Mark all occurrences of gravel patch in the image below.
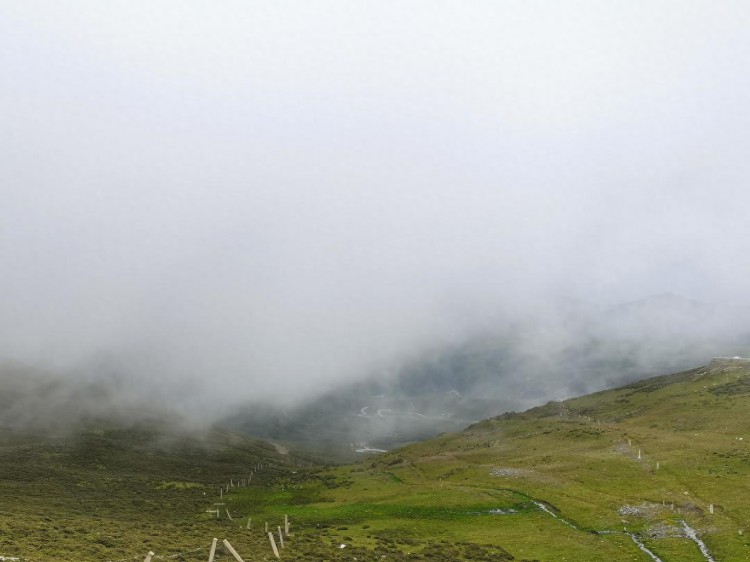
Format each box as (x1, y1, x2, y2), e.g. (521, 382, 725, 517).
(490, 467, 534, 478)
(618, 502, 664, 519)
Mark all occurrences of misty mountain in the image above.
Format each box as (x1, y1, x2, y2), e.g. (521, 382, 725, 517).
(0, 358, 187, 433)
(4, 293, 748, 461)
(226, 294, 750, 456)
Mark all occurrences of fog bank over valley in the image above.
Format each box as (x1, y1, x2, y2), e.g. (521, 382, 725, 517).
(2, 2, 750, 436)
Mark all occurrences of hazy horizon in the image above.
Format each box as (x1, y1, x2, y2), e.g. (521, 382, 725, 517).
(3, 2, 750, 412)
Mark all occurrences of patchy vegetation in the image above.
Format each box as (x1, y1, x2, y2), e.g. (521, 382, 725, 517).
(4, 359, 750, 560)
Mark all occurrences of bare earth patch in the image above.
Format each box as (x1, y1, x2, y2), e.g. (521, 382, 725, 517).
(618, 502, 664, 519)
(490, 467, 534, 478)
(271, 442, 289, 455)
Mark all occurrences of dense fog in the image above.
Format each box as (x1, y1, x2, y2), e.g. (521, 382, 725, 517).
(2, 2, 750, 426)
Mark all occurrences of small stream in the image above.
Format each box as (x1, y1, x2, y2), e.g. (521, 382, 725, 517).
(627, 533, 665, 562)
(530, 500, 665, 562)
(681, 520, 717, 562)
(485, 488, 718, 561)
(532, 500, 580, 530)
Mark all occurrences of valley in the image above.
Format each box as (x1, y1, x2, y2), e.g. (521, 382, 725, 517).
(3, 358, 750, 560)
(225, 295, 750, 460)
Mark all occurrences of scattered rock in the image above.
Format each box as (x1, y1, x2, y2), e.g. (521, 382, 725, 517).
(490, 467, 534, 478)
(618, 502, 664, 519)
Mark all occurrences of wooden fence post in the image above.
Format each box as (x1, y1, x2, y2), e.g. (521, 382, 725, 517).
(208, 538, 218, 562)
(278, 526, 284, 548)
(226, 508, 233, 521)
(269, 532, 280, 559)
(265, 521, 268, 533)
(285, 514, 289, 535)
(222, 539, 245, 562)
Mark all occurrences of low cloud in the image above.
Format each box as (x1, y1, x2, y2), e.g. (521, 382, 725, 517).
(1, 2, 750, 420)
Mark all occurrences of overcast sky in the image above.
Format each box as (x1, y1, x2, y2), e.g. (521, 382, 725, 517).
(2, 1, 750, 402)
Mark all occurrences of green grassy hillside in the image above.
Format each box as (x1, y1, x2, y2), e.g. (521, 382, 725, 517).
(238, 358, 750, 561)
(0, 419, 306, 561)
(225, 295, 750, 458)
(3, 359, 750, 560)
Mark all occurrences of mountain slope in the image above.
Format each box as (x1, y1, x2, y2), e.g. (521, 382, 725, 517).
(226, 295, 750, 456)
(4, 359, 750, 560)
(249, 358, 750, 561)
(0, 418, 305, 560)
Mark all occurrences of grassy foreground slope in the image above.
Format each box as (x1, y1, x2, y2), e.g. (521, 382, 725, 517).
(3, 359, 750, 561)
(0, 419, 303, 561)
(241, 358, 750, 561)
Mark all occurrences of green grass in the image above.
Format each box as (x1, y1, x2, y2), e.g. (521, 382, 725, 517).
(222, 359, 750, 560)
(0, 420, 300, 561)
(4, 359, 750, 560)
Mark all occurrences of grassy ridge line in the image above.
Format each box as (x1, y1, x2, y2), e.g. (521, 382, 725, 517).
(221, 360, 750, 560)
(0, 422, 301, 561)
(411, 360, 750, 558)
(3, 359, 750, 560)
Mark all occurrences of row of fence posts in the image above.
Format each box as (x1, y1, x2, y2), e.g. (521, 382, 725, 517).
(141, 514, 290, 562)
(212, 463, 269, 518)
(576, 416, 720, 519)
(220, 462, 267, 501)
(142, 461, 292, 561)
(625, 433, 719, 517)
(205, 538, 246, 562)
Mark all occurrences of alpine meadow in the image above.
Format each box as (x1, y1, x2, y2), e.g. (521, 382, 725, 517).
(3, 2, 750, 561)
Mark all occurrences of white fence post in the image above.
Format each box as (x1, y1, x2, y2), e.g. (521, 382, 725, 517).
(269, 532, 280, 559)
(285, 514, 289, 535)
(144, 551, 154, 562)
(208, 538, 218, 562)
(247, 516, 252, 529)
(223, 539, 245, 562)
(278, 526, 285, 548)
